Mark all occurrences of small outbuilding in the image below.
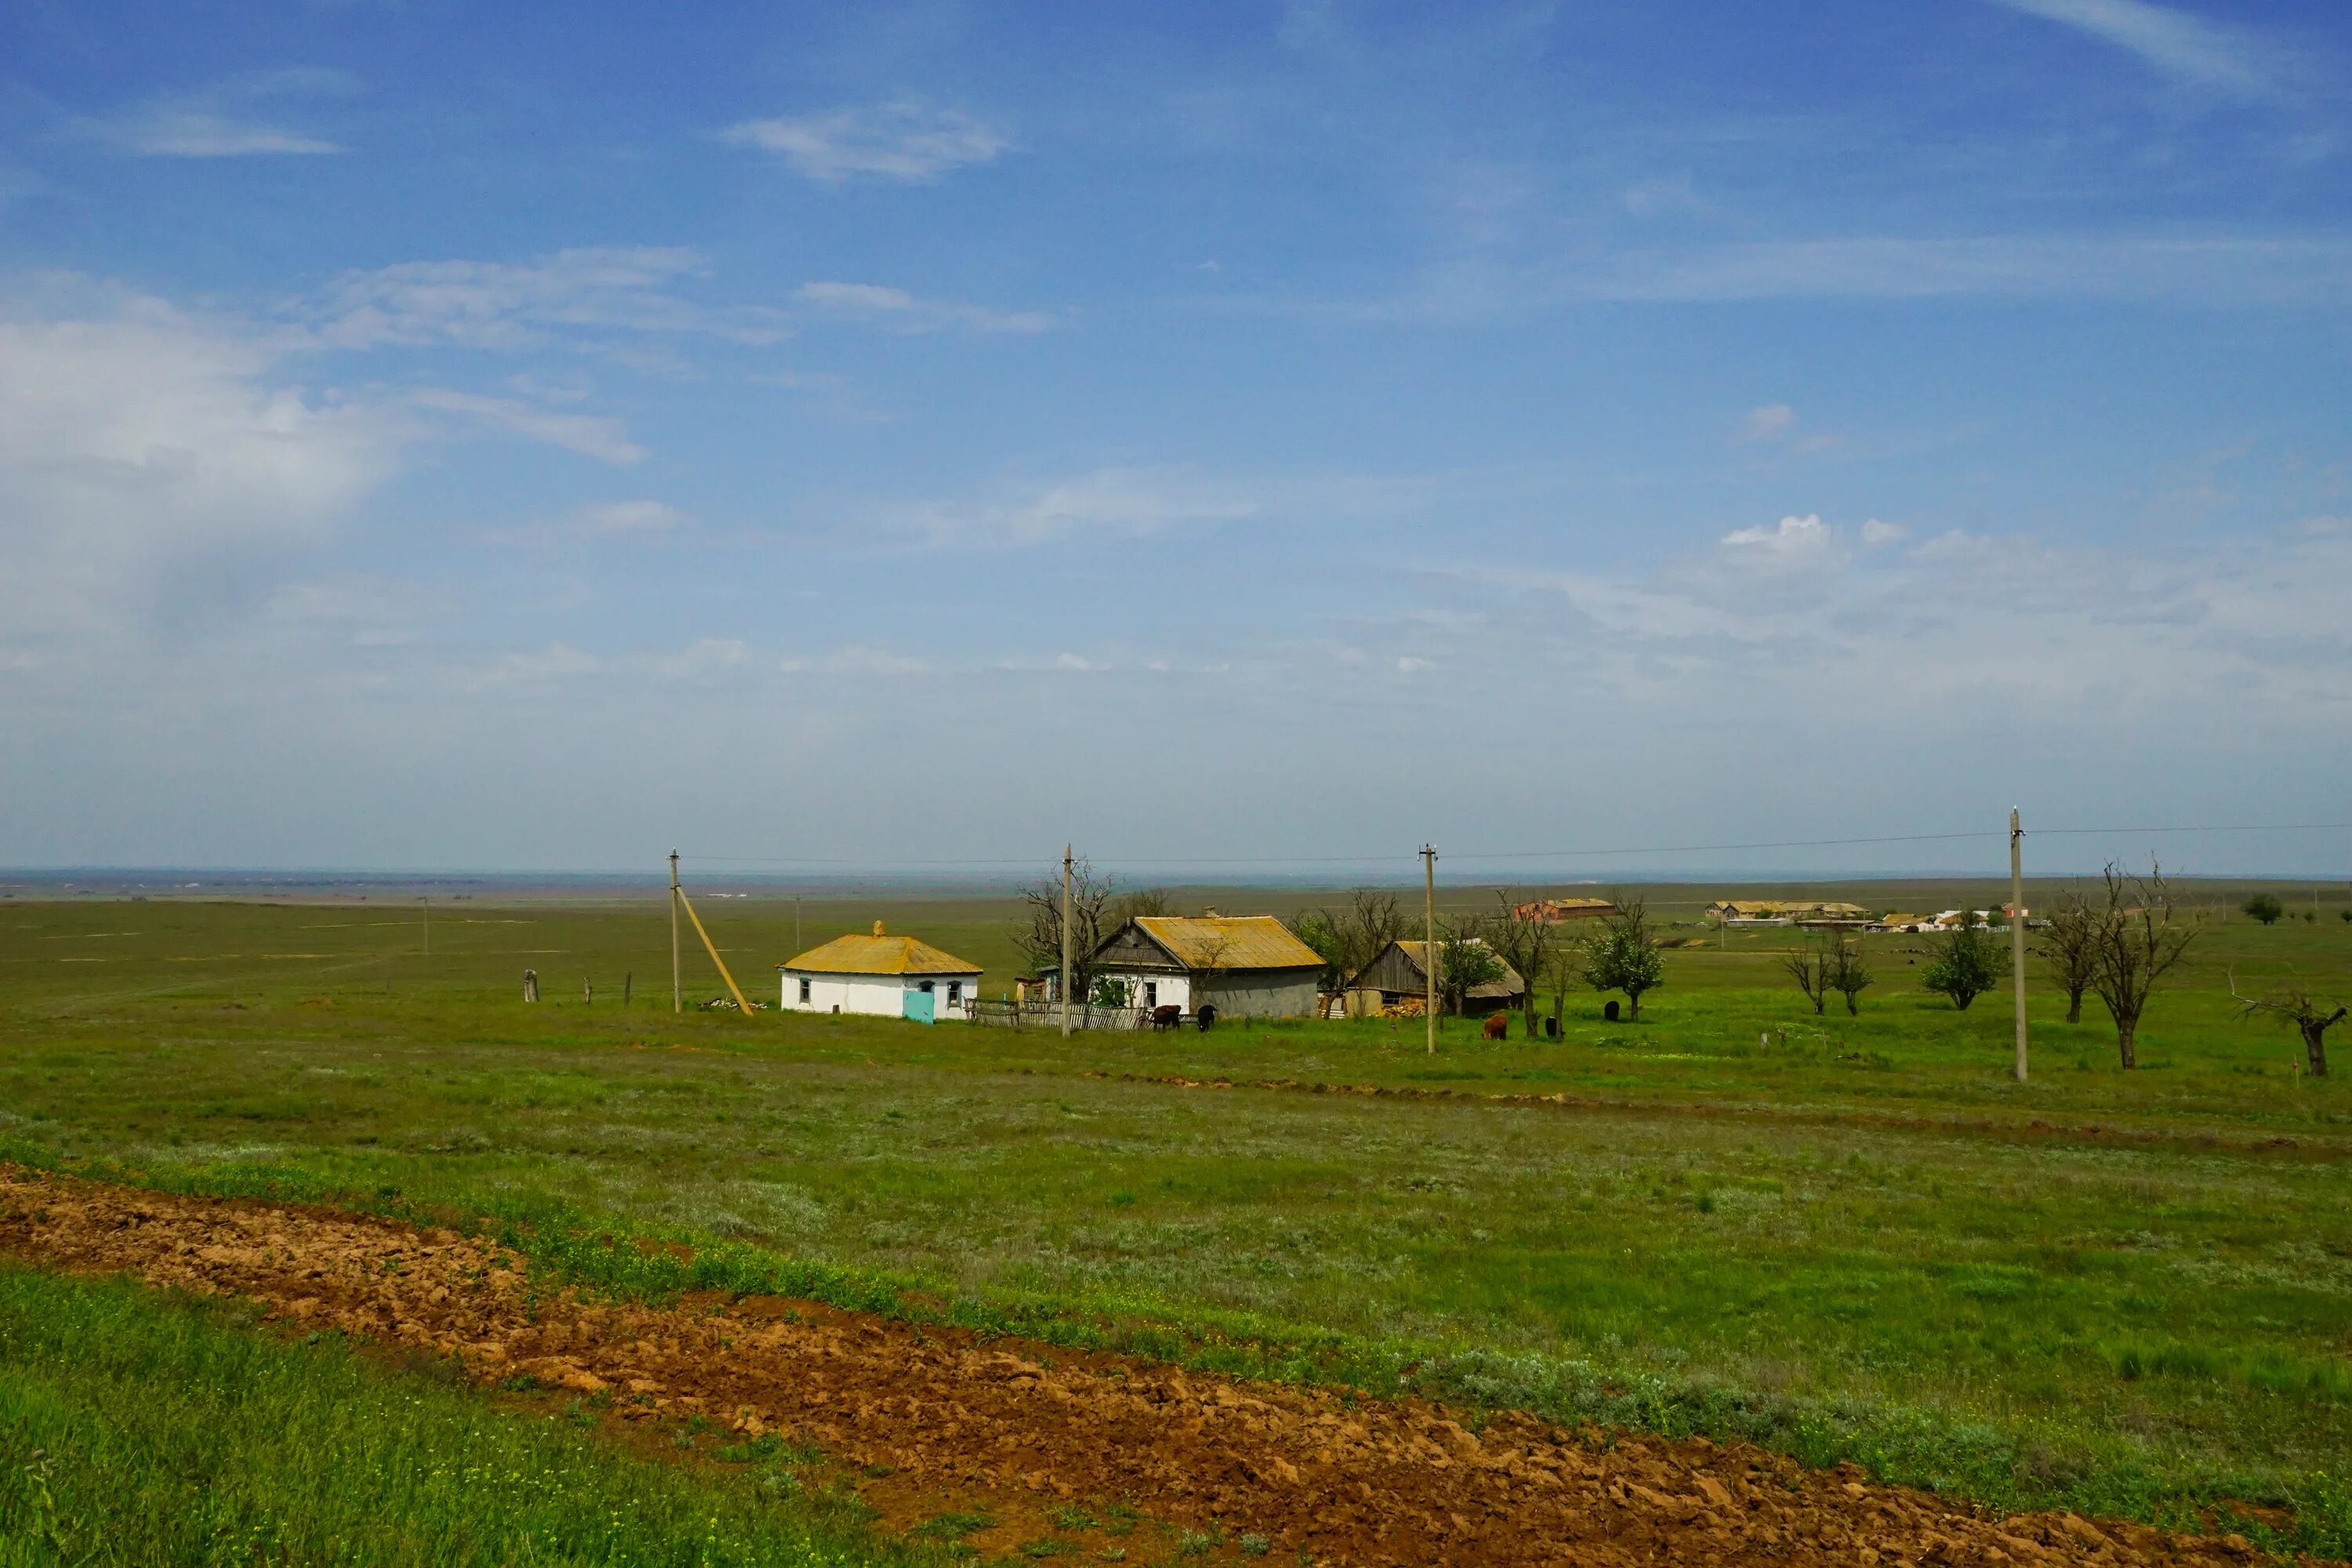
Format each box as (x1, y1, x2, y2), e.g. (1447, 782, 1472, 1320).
(1345, 938, 1525, 1017)
(777, 922, 981, 1024)
(1087, 915, 1324, 1018)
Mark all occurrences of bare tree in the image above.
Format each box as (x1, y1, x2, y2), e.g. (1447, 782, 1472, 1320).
(1827, 934, 1871, 1016)
(1485, 891, 1563, 1039)
(2089, 859, 2196, 1070)
(1780, 934, 1831, 1016)
(1290, 889, 1406, 996)
(2230, 970, 2347, 1079)
(1542, 938, 1585, 1029)
(1013, 856, 1116, 1001)
(1116, 887, 1172, 920)
(2039, 891, 2100, 1024)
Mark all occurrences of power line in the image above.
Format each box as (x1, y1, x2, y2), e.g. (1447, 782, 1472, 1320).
(676, 821, 2350, 873)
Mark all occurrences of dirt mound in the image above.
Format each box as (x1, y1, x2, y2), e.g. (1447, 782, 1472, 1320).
(0, 1168, 2274, 1566)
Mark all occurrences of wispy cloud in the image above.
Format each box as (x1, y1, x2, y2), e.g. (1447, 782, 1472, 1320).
(1581, 235, 2352, 306)
(796, 281, 1055, 336)
(73, 67, 356, 158)
(877, 466, 1261, 549)
(407, 390, 644, 466)
(1986, 0, 2285, 97)
(1740, 404, 1796, 442)
(313, 248, 789, 350)
(720, 100, 1009, 183)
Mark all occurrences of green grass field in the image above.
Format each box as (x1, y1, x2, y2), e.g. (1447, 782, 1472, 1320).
(3, 884, 2349, 1554)
(0, 1261, 931, 1567)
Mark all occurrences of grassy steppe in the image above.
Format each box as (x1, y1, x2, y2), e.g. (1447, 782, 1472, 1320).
(0, 1261, 918, 1567)
(2, 891, 2349, 1551)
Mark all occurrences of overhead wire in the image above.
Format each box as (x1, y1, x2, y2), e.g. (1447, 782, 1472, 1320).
(674, 821, 2351, 873)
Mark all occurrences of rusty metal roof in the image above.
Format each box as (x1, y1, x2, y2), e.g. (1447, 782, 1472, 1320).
(1128, 915, 1324, 972)
(777, 933, 982, 975)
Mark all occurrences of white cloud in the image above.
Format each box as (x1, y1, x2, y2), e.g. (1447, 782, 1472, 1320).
(576, 500, 683, 534)
(795, 281, 1055, 336)
(879, 466, 1262, 550)
(1740, 403, 1797, 442)
(1860, 517, 1908, 548)
(314, 248, 787, 350)
(1986, 0, 2283, 97)
(407, 390, 644, 466)
(721, 100, 1009, 183)
(74, 68, 356, 158)
(0, 284, 408, 640)
(1721, 514, 1830, 554)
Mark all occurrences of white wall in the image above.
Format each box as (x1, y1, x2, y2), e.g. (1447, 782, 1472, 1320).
(777, 971, 975, 1020)
(1097, 971, 1189, 1011)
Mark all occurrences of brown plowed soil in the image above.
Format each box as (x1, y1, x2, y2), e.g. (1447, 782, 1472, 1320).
(0, 1168, 2276, 1566)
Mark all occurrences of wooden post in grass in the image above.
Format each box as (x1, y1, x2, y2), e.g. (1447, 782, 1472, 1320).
(1423, 844, 1437, 1056)
(1060, 844, 1074, 1037)
(669, 851, 682, 1015)
(2010, 808, 2028, 1084)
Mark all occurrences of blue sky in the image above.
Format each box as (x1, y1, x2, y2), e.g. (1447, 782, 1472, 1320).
(2, 0, 2347, 878)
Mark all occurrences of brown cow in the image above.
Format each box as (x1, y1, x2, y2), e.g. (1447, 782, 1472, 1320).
(1481, 1012, 1509, 1040)
(1150, 1004, 1184, 1030)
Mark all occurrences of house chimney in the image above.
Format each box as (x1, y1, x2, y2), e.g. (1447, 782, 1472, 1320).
(873, 920, 885, 936)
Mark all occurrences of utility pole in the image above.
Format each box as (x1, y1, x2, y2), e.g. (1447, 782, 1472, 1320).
(1423, 844, 1437, 1056)
(669, 851, 682, 1015)
(794, 894, 802, 954)
(1060, 844, 1074, 1037)
(2010, 808, 2027, 1084)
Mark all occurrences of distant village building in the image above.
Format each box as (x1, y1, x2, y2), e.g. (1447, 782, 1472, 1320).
(1512, 897, 1617, 924)
(1346, 938, 1525, 1017)
(776, 922, 982, 1024)
(1707, 898, 1871, 926)
(1086, 915, 1324, 1018)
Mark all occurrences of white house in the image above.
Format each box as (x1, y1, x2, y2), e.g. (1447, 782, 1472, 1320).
(775, 922, 982, 1024)
(1086, 914, 1325, 1019)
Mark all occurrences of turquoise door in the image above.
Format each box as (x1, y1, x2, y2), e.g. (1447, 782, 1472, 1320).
(902, 986, 935, 1024)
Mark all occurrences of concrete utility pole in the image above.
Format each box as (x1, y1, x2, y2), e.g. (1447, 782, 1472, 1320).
(1060, 844, 1075, 1037)
(1423, 844, 1438, 1056)
(669, 851, 682, 1015)
(2010, 808, 2028, 1084)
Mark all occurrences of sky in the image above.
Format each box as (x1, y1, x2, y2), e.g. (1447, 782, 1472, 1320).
(2, 0, 2348, 881)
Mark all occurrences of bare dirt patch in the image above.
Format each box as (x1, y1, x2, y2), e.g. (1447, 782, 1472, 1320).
(0, 1167, 2281, 1566)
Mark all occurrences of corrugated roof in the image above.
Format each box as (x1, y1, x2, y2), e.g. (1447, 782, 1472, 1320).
(1130, 915, 1324, 971)
(778, 933, 982, 975)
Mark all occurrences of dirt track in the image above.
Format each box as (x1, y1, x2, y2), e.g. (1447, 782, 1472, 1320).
(0, 1168, 2277, 1566)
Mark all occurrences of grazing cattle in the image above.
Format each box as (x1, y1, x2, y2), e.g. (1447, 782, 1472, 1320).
(1482, 1012, 1509, 1041)
(1196, 1004, 1218, 1031)
(1150, 1004, 1183, 1030)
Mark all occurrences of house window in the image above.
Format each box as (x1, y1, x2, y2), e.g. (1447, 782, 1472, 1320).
(947, 981, 962, 1004)
(1143, 981, 1158, 1007)
(919, 980, 935, 993)
(797, 978, 812, 1004)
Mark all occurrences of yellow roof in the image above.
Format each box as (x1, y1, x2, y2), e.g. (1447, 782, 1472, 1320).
(778, 933, 981, 975)
(1131, 915, 1324, 971)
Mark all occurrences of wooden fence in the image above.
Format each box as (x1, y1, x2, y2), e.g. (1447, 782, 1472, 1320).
(966, 999, 1149, 1032)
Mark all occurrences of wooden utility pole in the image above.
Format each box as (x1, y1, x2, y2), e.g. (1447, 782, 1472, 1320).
(2009, 808, 2028, 1084)
(1060, 844, 1075, 1037)
(670, 851, 682, 1015)
(1423, 844, 1437, 1056)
